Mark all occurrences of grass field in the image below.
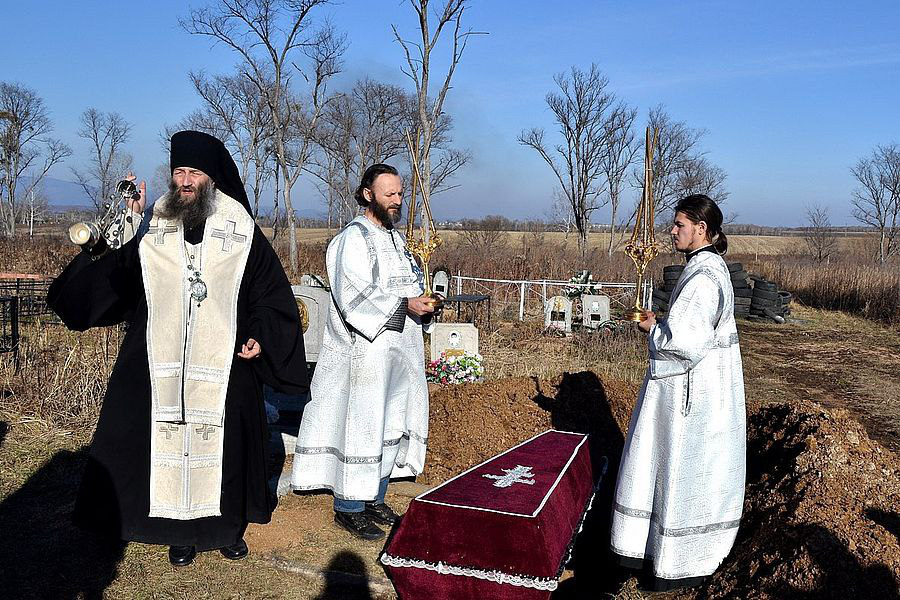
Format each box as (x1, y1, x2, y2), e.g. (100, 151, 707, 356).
(264, 227, 873, 258)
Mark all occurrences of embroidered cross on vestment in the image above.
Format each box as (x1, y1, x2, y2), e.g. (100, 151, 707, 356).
(148, 222, 178, 245)
(195, 424, 215, 440)
(159, 424, 180, 439)
(211, 220, 247, 252)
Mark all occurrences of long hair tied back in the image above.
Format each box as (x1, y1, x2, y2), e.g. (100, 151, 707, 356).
(675, 194, 728, 255)
(354, 163, 399, 207)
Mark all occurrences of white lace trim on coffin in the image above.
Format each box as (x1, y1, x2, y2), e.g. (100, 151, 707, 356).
(379, 554, 560, 591)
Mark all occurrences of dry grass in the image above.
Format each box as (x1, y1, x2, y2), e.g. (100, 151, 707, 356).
(1, 323, 118, 428)
(742, 256, 900, 325)
(480, 319, 648, 385)
(264, 227, 871, 258)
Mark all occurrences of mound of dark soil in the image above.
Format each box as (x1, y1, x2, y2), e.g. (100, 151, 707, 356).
(423, 374, 900, 599)
(424, 372, 637, 486)
(704, 400, 899, 599)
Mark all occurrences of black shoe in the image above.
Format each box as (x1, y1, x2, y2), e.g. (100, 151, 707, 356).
(364, 502, 401, 525)
(220, 538, 249, 560)
(168, 545, 196, 567)
(334, 511, 385, 540)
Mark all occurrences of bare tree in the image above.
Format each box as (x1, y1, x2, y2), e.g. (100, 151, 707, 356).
(803, 204, 838, 263)
(851, 143, 900, 264)
(599, 101, 638, 256)
(0, 82, 72, 237)
(519, 64, 617, 258)
(151, 163, 172, 200)
(313, 78, 412, 226)
(392, 0, 479, 205)
(459, 214, 508, 252)
(637, 105, 728, 232)
(182, 0, 346, 275)
(183, 69, 275, 220)
(676, 156, 729, 204)
(71, 108, 133, 214)
(545, 188, 575, 237)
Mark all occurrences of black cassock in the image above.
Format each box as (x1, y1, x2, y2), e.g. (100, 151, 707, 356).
(48, 225, 308, 550)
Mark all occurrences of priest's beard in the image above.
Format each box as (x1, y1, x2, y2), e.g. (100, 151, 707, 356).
(370, 200, 401, 229)
(158, 179, 215, 231)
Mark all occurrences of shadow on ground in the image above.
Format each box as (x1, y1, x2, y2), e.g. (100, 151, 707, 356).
(0, 447, 125, 599)
(531, 370, 633, 598)
(314, 550, 375, 600)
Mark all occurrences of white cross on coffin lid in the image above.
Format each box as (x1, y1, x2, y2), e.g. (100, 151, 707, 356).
(147, 222, 178, 245)
(482, 464, 536, 488)
(211, 220, 248, 252)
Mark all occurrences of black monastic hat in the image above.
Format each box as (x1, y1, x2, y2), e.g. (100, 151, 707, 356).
(170, 130, 252, 215)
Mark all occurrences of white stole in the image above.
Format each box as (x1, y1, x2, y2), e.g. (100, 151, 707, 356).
(139, 190, 253, 520)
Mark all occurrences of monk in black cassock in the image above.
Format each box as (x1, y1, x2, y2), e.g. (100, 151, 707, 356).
(48, 131, 308, 566)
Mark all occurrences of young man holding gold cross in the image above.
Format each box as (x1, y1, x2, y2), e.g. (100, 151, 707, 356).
(49, 131, 308, 566)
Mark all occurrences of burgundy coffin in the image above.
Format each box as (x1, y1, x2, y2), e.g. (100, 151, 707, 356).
(381, 430, 594, 599)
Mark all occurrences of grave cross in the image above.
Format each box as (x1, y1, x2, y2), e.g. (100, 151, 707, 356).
(148, 222, 178, 245)
(159, 424, 180, 440)
(195, 424, 215, 440)
(211, 220, 247, 252)
(482, 465, 536, 488)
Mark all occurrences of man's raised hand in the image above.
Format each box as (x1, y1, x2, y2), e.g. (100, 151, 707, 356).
(123, 172, 147, 214)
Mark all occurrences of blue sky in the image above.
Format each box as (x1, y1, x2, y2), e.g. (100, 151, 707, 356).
(2, 1, 898, 226)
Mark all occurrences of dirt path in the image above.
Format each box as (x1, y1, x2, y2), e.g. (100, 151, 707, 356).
(738, 306, 900, 453)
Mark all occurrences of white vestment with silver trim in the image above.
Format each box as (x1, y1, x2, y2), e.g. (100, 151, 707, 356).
(610, 251, 746, 580)
(292, 216, 429, 501)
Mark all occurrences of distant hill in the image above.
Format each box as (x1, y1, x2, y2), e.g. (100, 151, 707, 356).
(20, 175, 93, 208)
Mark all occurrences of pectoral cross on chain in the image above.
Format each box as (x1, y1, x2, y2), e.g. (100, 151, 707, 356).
(195, 424, 215, 440)
(482, 465, 536, 488)
(211, 220, 247, 252)
(148, 222, 178, 245)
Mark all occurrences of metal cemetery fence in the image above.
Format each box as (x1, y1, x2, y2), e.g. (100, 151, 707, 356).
(0, 277, 55, 321)
(0, 276, 57, 370)
(0, 297, 20, 369)
(449, 273, 653, 322)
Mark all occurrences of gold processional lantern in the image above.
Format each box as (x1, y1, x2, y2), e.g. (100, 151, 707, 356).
(405, 129, 443, 302)
(624, 126, 660, 322)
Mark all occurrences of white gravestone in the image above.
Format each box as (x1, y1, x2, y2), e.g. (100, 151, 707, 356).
(430, 322, 479, 362)
(268, 284, 330, 415)
(292, 284, 330, 363)
(581, 294, 611, 329)
(544, 295, 573, 333)
(432, 270, 450, 298)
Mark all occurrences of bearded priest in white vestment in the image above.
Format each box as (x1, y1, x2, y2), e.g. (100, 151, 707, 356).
(292, 164, 436, 540)
(610, 194, 746, 592)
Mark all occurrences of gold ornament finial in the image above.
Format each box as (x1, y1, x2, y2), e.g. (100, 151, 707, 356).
(624, 126, 660, 322)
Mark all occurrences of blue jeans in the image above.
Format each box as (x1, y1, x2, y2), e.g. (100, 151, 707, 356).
(334, 477, 389, 513)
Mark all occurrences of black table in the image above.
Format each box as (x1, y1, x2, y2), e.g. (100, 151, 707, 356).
(441, 294, 491, 330)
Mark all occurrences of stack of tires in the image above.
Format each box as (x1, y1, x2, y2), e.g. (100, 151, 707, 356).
(652, 263, 752, 319)
(749, 276, 793, 323)
(729, 262, 752, 319)
(651, 265, 683, 314)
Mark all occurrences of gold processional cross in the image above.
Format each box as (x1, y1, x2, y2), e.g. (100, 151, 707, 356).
(624, 126, 661, 322)
(405, 129, 443, 303)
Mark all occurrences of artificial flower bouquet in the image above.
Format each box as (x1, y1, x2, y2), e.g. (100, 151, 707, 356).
(426, 351, 485, 384)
